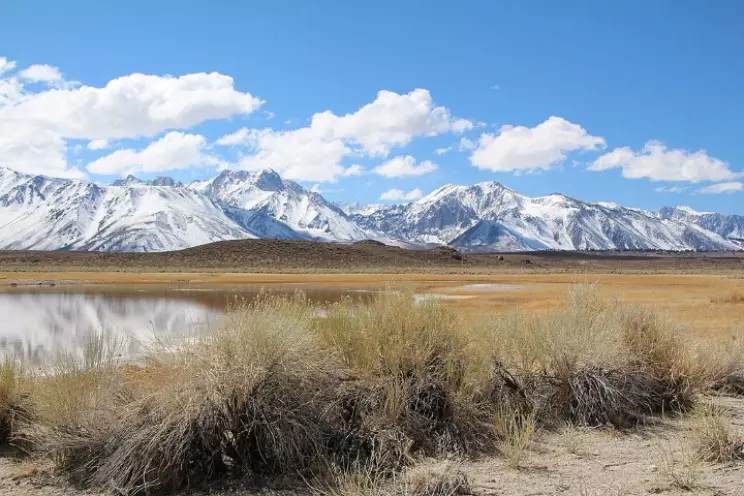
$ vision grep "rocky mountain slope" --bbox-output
[0,166,739,252]
[0,167,252,251]
[659,206,744,248]
[350,182,740,252]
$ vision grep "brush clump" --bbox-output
[0,285,738,495]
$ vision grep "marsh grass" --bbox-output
[1,285,740,494]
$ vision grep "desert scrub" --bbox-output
[316,290,503,461]
[2,287,732,494]
[479,286,695,427]
[691,403,744,463]
[0,357,30,448]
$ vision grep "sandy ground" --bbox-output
[2,271,742,339]
[2,396,742,496]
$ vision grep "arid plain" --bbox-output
[1,245,743,496]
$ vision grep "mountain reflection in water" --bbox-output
[0,286,372,364]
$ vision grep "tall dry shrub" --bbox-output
[316,290,498,459]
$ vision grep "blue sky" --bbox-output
[0,0,742,213]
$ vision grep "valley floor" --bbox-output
[1,271,742,339]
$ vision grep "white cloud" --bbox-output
[1,72,263,141]
[215,128,252,146]
[698,182,743,195]
[0,76,23,105]
[373,155,438,178]
[19,64,63,83]
[86,132,222,176]
[0,59,263,178]
[311,88,473,156]
[343,164,365,176]
[0,121,85,179]
[655,185,689,193]
[434,146,452,155]
[470,116,606,173]
[380,188,423,202]
[459,137,477,151]
[216,88,468,182]
[232,127,351,182]
[0,57,16,76]
[590,141,740,183]
[87,139,110,151]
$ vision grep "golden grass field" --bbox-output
[2,270,742,339]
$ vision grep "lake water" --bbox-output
[0,285,375,364]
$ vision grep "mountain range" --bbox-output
[0,166,741,252]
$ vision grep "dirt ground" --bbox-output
[3,396,742,495]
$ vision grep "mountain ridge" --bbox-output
[0,166,740,252]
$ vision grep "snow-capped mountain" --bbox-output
[659,206,744,248]
[0,166,740,253]
[112,175,184,187]
[0,167,253,251]
[189,169,370,241]
[336,202,386,216]
[350,182,740,252]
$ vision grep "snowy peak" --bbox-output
[0,167,740,253]
[192,169,370,242]
[660,206,744,247]
[336,202,386,216]
[112,175,184,187]
[355,182,741,252]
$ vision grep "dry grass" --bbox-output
[690,403,744,463]
[0,286,741,494]
[710,290,744,304]
[478,286,697,428]
[655,445,704,492]
[315,459,471,496]
[0,358,29,449]
[492,407,536,468]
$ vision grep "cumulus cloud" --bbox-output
[372,155,438,178]
[1,72,263,140]
[655,185,689,193]
[216,88,469,182]
[19,64,63,83]
[380,188,423,201]
[698,182,743,195]
[311,88,472,156]
[87,139,110,151]
[86,132,223,176]
[590,141,740,183]
[470,116,605,173]
[434,146,452,155]
[229,127,351,182]
[0,122,85,179]
[459,137,477,151]
[0,56,263,178]
[0,57,16,76]
[343,164,365,176]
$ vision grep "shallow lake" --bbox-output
[0,285,376,364]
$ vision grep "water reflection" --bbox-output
[0,286,372,364]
